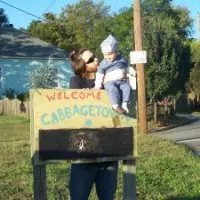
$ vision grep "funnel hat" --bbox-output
[100,34,118,53]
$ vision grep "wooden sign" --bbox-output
[30,89,137,164]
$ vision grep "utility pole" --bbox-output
[198,13,200,41]
[133,0,148,134]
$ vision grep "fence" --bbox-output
[147,101,176,122]
[0,97,30,119]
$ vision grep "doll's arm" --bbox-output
[94,72,104,89]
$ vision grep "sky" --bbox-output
[0,0,199,39]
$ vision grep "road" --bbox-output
[151,119,200,156]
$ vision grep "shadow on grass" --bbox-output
[168,197,200,200]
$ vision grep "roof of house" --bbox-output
[0,27,68,59]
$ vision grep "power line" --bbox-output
[44,0,57,13]
[0,0,43,20]
[198,13,200,41]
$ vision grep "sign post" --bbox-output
[133,0,148,134]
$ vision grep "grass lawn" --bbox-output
[0,116,200,199]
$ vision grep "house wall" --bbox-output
[0,58,73,96]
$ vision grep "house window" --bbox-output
[0,67,2,88]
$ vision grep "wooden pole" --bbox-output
[33,164,47,200]
[198,13,200,42]
[15,95,17,116]
[123,159,136,200]
[154,102,157,122]
[133,0,148,134]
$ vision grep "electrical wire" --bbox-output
[44,0,57,13]
[0,0,43,20]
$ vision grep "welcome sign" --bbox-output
[30,89,137,164]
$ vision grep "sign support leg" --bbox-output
[123,159,136,200]
[33,164,47,200]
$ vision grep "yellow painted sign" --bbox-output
[30,89,137,164]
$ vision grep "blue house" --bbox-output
[0,27,73,96]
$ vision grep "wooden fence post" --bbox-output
[0,100,2,115]
[173,100,176,114]
[154,102,157,122]
[15,95,18,116]
[123,159,136,200]
[1,98,4,115]
[33,164,47,200]
[4,98,8,115]
[164,103,168,116]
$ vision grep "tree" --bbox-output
[104,0,192,100]
[26,0,193,102]
[27,0,112,57]
[187,41,200,102]
[142,0,192,100]
[0,8,9,27]
[107,7,133,59]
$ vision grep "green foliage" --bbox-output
[60,0,110,52]
[190,41,200,66]
[187,41,200,98]
[2,88,19,99]
[29,62,58,89]
[0,8,9,27]
[27,0,112,58]
[108,7,133,59]
[142,0,172,13]
[1,89,29,101]
[17,92,29,102]
[142,0,192,99]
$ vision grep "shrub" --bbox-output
[2,88,19,99]
[17,92,29,102]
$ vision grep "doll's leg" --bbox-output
[104,81,124,114]
[120,81,132,113]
